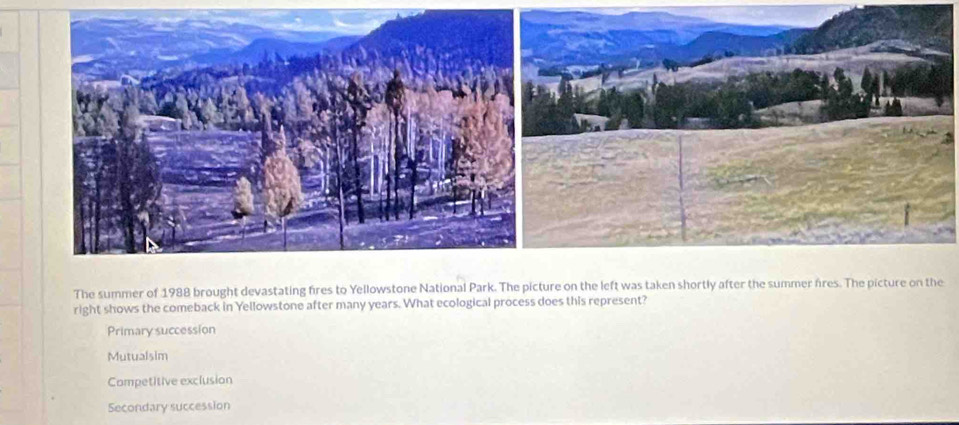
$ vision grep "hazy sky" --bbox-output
[71,9,423,35]
[572,5,855,28]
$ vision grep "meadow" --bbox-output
[523,115,955,247]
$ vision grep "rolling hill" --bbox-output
[533,41,937,98]
[680,29,809,61]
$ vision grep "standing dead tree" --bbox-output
[115,104,162,253]
[317,76,353,250]
[347,72,372,224]
[385,69,406,221]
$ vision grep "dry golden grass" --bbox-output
[523,116,956,247]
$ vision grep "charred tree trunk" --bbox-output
[351,127,365,224]
[470,175,477,216]
[392,111,402,221]
[369,137,375,196]
[87,198,94,253]
[385,116,393,222]
[93,171,102,253]
[480,189,486,216]
[428,137,435,195]
[408,156,417,220]
[121,200,135,252]
[378,155,385,222]
[78,201,87,254]
[140,221,147,254]
[321,147,328,195]
[335,124,347,250]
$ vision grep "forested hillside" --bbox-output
[351,10,513,68]
[792,5,953,54]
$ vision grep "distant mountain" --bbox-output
[792,5,953,54]
[521,10,793,67]
[680,29,810,60]
[351,10,513,68]
[190,36,361,66]
[71,17,346,78]
[522,10,789,42]
[73,11,514,79]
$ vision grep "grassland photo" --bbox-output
[71,10,515,254]
[521,4,956,247]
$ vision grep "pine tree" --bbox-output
[861,67,874,104]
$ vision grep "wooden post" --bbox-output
[678,136,687,243]
[904,203,911,227]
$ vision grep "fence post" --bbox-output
[678,136,687,243]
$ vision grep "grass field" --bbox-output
[523,115,956,247]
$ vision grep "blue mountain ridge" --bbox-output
[520,10,802,67]
[190,36,362,66]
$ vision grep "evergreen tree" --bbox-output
[861,67,874,104]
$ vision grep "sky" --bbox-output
[571,5,855,28]
[71,9,423,35]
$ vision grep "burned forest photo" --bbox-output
[71,9,516,254]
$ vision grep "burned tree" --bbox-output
[347,72,373,224]
[385,69,406,221]
[114,104,162,253]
